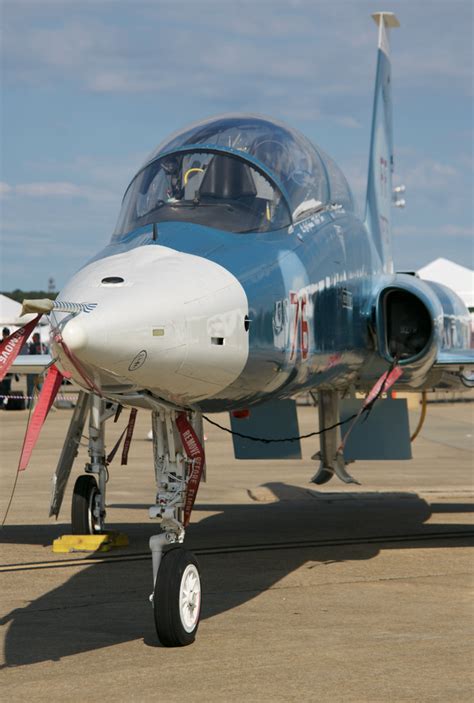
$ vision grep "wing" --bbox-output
[10,354,52,374]
[434,349,474,369]
[425,349,474,389]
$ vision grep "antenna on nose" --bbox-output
[21,299,98,316]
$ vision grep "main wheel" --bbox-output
[71,475,102,534]
[153,548,202,647]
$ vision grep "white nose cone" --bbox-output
[54,245,249,405]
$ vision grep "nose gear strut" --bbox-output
[149,407,205,646]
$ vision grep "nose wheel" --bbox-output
[71,474,103,534]
[153,548,202,647]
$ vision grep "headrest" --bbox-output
[199,156,257,199]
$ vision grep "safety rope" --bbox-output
[203,411,357,444]
[203,360,400,445]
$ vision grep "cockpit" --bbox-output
[113,114,355,237]
[115,149,291,235]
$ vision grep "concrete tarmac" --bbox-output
[1,400,473,702]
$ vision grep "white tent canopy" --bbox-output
[418,258,474,310]
[0,293,50,345]
[0,293,23,326]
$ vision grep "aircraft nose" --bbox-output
[53,244,249,404]
[56,289,189,383]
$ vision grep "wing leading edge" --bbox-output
[434,349,474,370]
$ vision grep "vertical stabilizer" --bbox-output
[365,12,400,273]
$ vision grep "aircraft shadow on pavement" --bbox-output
[1,482,473,666]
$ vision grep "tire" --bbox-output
[71,475,102,535]
[153,548,202,647]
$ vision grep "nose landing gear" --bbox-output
[149,408,205,646]
[50,393,117,533]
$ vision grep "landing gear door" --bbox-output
[229,399,301,460]
[341,397,411,461]
[49,391,89,518]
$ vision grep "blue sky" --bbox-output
[1,0,472,290]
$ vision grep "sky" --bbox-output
[1,0,472,291]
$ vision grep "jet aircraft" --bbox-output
[3,12,473,646]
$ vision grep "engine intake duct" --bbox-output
[383,288,432,360]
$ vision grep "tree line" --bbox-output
[2,290,58,303]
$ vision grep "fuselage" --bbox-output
[51,115,471,411]
[53,208,386,411]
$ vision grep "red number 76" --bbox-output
[289,291,309,361]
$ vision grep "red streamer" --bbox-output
[362,365,403,408]
[121,409,137,465]
[0,315,42,382]
[176,413,205,527]
[18,364,64,471]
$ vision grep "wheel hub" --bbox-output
[179,564,201,632]
[89,489,103,533]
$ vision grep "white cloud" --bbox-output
[333,116,362,129]
[88,71,176,94]
[395,224,473,239]
[0,182,13,197]
[1,0,472,289]
[392,149,472,220]
[403,159,458,191]
[3,1,471,98]
[2,181,118,202]
[440,225,474,238]
[15,181,83,197]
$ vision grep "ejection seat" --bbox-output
[197,154,272,232]
[198,154,257,202]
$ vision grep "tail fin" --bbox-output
[365,12,400,273]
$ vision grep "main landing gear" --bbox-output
[71,474,102,534]
[311,390,359,485]
[148,407,205,646]
[50,392,116,533]
[71,395,115,534]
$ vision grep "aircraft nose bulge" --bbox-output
[54,245,249,404]
[60,318,88,353]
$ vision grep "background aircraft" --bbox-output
[2,12,473,647]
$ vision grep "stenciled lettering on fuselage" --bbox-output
[298,212,325,235]
[441,315,470,350]
[273,290,311,362]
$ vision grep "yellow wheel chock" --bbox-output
[52,532,129,553]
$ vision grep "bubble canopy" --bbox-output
[114,114,354,236]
